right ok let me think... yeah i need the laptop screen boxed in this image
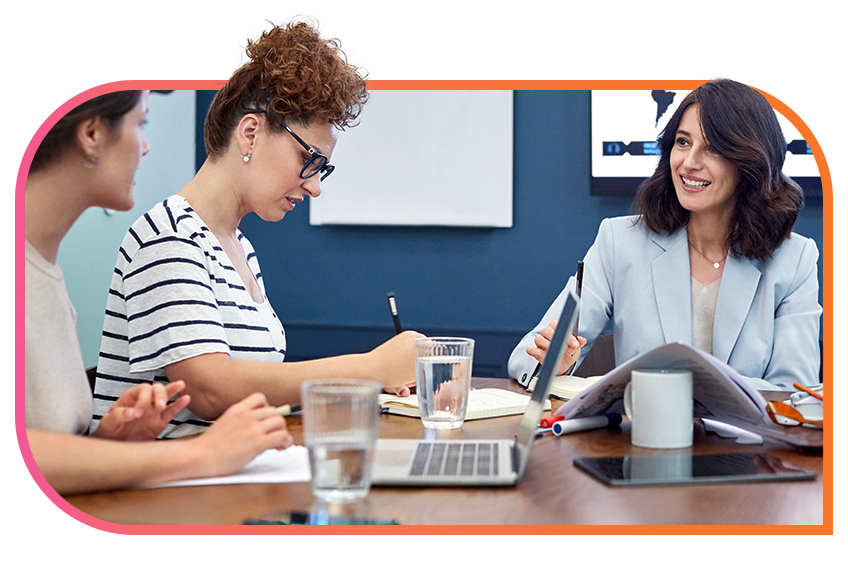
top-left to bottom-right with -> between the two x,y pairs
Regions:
513,291 -> 580,479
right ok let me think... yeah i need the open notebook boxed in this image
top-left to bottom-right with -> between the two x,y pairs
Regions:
527,374 -> 603,400
379,389 -> 550,420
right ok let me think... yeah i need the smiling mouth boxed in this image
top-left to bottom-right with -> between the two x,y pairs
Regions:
681,176 -> 710,189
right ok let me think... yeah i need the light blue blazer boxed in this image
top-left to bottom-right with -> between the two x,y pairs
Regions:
508,216 -> 822,389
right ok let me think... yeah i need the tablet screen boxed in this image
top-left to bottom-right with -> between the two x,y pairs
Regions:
574,452 -> 816,486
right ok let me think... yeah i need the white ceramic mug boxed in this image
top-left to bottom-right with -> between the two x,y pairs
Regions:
623,369 -> 694,449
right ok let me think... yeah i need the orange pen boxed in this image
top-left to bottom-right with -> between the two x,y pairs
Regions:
792,382 -> 824,401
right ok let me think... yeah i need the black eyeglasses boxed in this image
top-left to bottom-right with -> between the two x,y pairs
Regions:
244,109 -> 335,181
282,123 -> 335,181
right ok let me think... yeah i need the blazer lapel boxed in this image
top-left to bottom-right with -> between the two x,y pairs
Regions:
651,229 -> 692,344
712,253 -> 761,363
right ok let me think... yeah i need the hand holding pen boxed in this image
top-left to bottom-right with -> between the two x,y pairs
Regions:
384,292 -> 417,395
526,321 -> 587,376
524,261 -> 587,376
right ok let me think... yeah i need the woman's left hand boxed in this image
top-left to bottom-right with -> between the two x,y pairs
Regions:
91,380 -> 191,441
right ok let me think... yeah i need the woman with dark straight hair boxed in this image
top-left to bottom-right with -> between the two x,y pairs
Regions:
509,79 -> 821,389
634,79 -> 804,259
25,91 -> 293,495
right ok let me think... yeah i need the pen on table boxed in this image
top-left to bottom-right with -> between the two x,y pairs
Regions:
565,260 -> 584,376
550,413 -> 621,436
386,292 -> 403,334
791,382 -> 824,402
539,415 -> 565,428
276,404 -> 302,416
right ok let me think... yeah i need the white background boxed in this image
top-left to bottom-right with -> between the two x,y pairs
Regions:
3,0 -> 843,560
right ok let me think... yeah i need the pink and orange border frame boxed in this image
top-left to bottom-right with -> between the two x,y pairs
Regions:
14,80 -> 833,535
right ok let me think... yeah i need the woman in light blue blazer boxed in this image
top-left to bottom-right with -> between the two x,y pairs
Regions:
509,80 -> 821,390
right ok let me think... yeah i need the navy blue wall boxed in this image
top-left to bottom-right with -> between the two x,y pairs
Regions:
196,90 -> 824,378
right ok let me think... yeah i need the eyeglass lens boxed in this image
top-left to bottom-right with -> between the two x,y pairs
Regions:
302,155 -> 327,178
302,157 -> 334,181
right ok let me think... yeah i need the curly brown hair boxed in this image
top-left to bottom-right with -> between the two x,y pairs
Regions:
633,79 -> 804,260
203,21 -> 369,160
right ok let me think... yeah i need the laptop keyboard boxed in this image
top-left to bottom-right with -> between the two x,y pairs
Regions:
409,442 -> 500,477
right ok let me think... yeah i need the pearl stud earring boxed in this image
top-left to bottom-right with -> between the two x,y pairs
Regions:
240,153 -> 251,163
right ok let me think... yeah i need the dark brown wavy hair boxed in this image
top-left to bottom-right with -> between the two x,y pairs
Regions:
633,79 -> 804,260
30,91 -> 143,173
203,21 -> 369,160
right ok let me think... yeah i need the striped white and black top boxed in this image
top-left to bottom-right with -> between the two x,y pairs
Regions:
91,196 -> 286,438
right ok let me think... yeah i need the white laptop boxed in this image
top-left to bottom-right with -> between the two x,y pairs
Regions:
370,291 -> 579,486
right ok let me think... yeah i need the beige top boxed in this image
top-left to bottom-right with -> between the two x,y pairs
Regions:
691,276 -> 721,355
25,241 -> 92,435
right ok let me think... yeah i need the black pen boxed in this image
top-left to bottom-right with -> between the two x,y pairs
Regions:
565,261 -> 583,376
386,292 -> 403,334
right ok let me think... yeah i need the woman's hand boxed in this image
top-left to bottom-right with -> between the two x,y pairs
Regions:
92,380 -> 191,441
366,330 -> 423,397
193,392 -> 293,478
525,320 -> 587,376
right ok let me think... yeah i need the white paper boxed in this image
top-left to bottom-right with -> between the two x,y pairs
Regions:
139,445 -> 311,489
702,418 -> 764,445
554,342 -> 768,425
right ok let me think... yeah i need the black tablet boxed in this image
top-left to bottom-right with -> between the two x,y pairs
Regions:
574,452 -> 816,486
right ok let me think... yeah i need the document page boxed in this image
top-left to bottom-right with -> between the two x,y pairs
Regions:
554,343 -> 767,424
138,445 -> 311,489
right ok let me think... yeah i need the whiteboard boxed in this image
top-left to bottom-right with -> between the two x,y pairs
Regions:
309,90 -> 513,227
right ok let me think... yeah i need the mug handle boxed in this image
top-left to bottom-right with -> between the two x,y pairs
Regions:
623,381 -> 633,421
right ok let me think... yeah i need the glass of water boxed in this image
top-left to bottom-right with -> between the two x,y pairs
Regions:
302,379 -> 381,502
414,337 -> 475,429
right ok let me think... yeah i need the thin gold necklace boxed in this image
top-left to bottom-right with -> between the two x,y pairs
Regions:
688,240 -> 728,269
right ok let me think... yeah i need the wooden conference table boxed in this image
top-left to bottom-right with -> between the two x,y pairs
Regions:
65,378 -> 824,526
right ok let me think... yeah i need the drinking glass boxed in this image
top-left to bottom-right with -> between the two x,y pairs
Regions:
414,337 -> 474,429
302,379 -> 381,502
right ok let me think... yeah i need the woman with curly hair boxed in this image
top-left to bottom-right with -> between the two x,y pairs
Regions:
508,79 -> 821,389
93,22 -> 420,437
